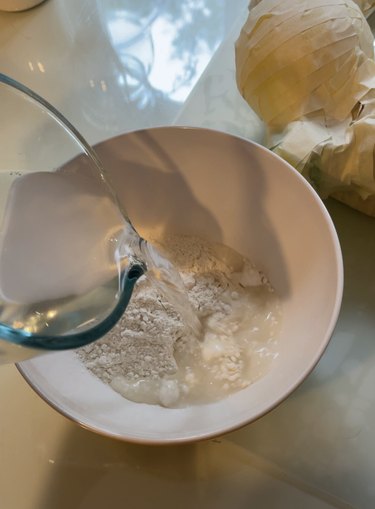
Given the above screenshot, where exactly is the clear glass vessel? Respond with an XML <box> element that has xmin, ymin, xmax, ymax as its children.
<box><xmin>0</xmin><ymin>73</ymin><xmax>144</xmax><ymax>363</ymax></box>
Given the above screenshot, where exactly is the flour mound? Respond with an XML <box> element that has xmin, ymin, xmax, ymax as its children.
<box><xmin>77</xmin><ymin>235</ymin><xmax>281</xmax><ymax>408</ymax></box>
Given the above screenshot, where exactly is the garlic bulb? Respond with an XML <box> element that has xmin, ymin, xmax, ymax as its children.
<box><xmin>236</xmin><ymin>0</ymin><xmax>375</xmax><ymax>215</ymax></box>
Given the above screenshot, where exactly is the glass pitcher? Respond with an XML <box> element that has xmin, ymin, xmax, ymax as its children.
<box><xmin>0</xmin><ymin>73</ymin><xmax>145</xmax><ymax>364</ymax></box>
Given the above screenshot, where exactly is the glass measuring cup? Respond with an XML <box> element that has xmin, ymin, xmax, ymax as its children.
<box><xmin>0</xmin><ymin>73</ymin><xmax>145</xmax><ymax>363</ymax></box>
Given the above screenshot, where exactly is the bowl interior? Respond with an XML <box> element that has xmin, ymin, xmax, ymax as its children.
<box><xmin>18</xmin><ymin>127</ymin><xmax>343</xmax><ymax>443</ymax></box>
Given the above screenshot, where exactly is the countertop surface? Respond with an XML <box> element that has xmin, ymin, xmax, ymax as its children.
<box><xmin>0</xmin><ymin>1</ymin><xmax>374</xmax><ymax>508</ymax></box>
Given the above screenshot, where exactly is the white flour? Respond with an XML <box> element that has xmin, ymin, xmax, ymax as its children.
<box><xmin>77</xmin><ymin>235</ymin><xmax>281</xmax><ymax>407</ymax></box>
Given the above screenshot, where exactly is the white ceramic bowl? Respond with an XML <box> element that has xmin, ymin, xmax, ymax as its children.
<box><xmin>18</xmin><ymin>127</ymin><xmax>343</xmax><ymax>444</ymax></box>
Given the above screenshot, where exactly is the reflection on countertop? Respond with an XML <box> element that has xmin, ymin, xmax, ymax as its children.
<box><xmin>0</xmin><ymin>0</ymin><xmax>248</xmax><ymax>144</ymax></box>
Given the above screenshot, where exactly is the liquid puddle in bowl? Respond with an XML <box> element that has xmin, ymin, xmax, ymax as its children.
<box><xmin>77</xmin><ymin>234</ymin><xmax>282</xmax><ymax>408</ymax></box>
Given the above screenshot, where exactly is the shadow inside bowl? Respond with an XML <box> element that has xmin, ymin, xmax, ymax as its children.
<box><xmin>95</xmin><ymin>127</ymin><xmax>291</xmax><ymax>298</ymax></box>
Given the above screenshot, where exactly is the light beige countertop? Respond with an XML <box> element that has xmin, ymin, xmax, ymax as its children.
<box><xmin>0</xmin><ymin>1</ymin><xmax>374</xmax><ymax>508</ymax></box>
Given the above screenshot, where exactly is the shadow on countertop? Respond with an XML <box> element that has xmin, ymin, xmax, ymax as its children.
<box><xmin>35</xmin><ymin>424</ymin><xmax>341</xmax><ymax>509</ymax></box>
